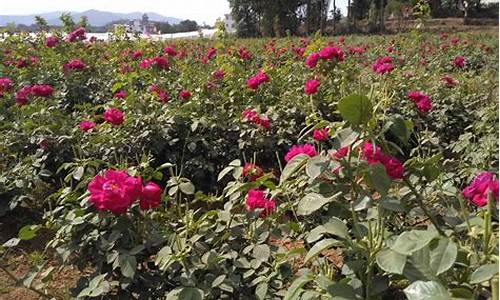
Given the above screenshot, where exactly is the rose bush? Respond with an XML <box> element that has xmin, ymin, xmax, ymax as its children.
<box><xmin>0</xmin><ymin>28</ymin><xmax>498</xmax><ymax>299</ymax></box>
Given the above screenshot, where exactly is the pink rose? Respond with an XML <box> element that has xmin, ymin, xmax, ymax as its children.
<box><xmin>305</xmin><ymin>52</ymin><xmax>320</xmax><ymax>68</ymax></box>
<box><xmin>79</xmin><ymin>120</ymin><xmax>96</xmax><ymax>132</ymax></box>
<box><xmin>304</xmin><ymin>79</ymin><xmax>320</xmax><ymax>95</ymax></box>
<box><xmin>45</xmin><ymin>36</ymin><xmax>58</xmax><ymax>48</ymax></box>
<box><xmin>31</xmin><ymin>85</ymin><xmax>53</xmax><ymax>97</ymax></box>
<box><xmin>463</xmin><ymin>172</ymin><xmax>499</xmax><ymax>207</ymax></box>
<box><xmin>407</xmin><ymin>91</ymin><xmax>432</xmax><ymax>113</ymax></box>
<box><xmin>313</xmin><ymin>128</ymin><xmax>329</xmax><ymax>141</ymax></box>
<box><xmin>87</xmin><ymin>170</ymin><xmax>142</xmax><ymax>214</ymax></box>
<box><xmin>103</xmin><ymin>108</ymin><xmax>124</xmax><ymax>125</ymax></box>
<box><xmin>242</xmin><ymin>163</ymin><xmax>264</xmax><ymax>181</ymax></box>
<box><xmin>63</xmin><ymin>59</ymin><xmax>86</xmax><ymax>71</ymax></box>
<box><xmin>139</xmin><ymin>181</ymin><xmax>162</xmax><ymax>210</ymax></box>
<box><xmin>179</xmin><ymin>90</ymin><xmax>191</xmax><ymax>100</ymax></box>
<box><xmin>284</xmin><ymin>144</ymin><xmax>317</xmax><ymax>162</ymax></box>
<box><xmin>245</xmin><ymin>189</ymin><xmax>276</xmax><ymax>217</ymax></box>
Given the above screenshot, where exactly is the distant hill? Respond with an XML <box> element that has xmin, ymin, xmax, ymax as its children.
<box><xmin>0</xmin><ymin>9</ymin><xmax>182</xmax><ymax>26</ymax></box>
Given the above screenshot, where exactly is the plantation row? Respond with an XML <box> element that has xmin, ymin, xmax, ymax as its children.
<box><xmin>0</xmin><ymin>28</ymin><xmax>498</xmax><ymax>299</ymax></box>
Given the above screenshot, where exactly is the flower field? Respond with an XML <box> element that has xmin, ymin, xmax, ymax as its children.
<box><xmin>0</xmin><ymin>28</ymin><xmax>498</xmax><ymax>299</ymax></box>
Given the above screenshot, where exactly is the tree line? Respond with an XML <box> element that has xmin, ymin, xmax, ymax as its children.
<box><xmin>228</xmin><ymin>0</ymin><xmax>498</xmax><ymax>37</ymax></box>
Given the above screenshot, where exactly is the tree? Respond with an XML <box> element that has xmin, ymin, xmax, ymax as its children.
<box><xmin>228</xmin><ymin>0</ymin><xmax>260</xmax><ymax>37</ymax></box>
<box><xmin>34</xmin><ymin>16</ymin><xmax>49</xmax><ymax>31</ymax></box>
<box><xmin>59</xmin><ymin>13</ymin><xmax>75</xmax><ymax>32</ymax></box>
<box><xmin>78</xmin><ymin>16</ymin><xmax>89</xmax><ymax>29</ymax></box>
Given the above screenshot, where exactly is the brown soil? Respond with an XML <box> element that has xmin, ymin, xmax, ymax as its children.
<box><xmin>0</xmin><ymin>208</ymin><xmax>86</xmax><ymax>300</ymax></box>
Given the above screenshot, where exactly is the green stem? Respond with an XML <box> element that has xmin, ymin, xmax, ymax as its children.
<box><xmin>403</xmin><ymin>177</ymin><xmax>445</xmax><ymax>236</ymax></box>
<box><xmin>492</xmin><ymin>276</ymin><xmax>499</xmax><ymax>300</ymax></box>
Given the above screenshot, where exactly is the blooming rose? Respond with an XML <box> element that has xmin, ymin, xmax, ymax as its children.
<box><xmin>407</xmin><ymin>91</ymin><xmax>432</xmax><ymax>113</ymax></box>
<box><xmin>212</xmin><ymin>69</ymin><xmax>225</xmax><ymax>80</ymax></box>
<box><xmin>238</xmin><ymin>47</ymin><xmax>252</xmax><ymax>60</ymax></box>
<box><xmin>441</xmin><ymin>75</ymin><xmax>457</xmax><ymax>88</ymax></box>
<box><xmin>63</xmin><ymin>59</ymin><xmax>86</xmax><ymax>71</ymax></box>
<box><xmin>242</xmin><ymin>163</ymin><xmax>264</xmax><ymax>181</ymax></box>
<box><xmin>87</xmin><ymin>170</ymin><xmax>142</xmax><ymax>214</ymax></box>
<box><xmin>103</xmin><ymin>108</ymin><xmax>124</xmax><ymax>125</ymax></box>
<box><xmin>246</xmin><ymin>70</ymin><xmax>269</xmax><ymax>90</ymax></box>
<box><xmin>463</xmin><ymin>172</ymin><xmax>499</xmax><ymax>207</ymax></box>
<box><xmin>284</xmin><ymin>144</ymin><xmax>317</xmax><ymax>162</ymax></box>
<box><xmin>245</xmin><ymin>189</ymin><xmax>276</xmax><ymax>217</ymax></box>
<box><xmin>45</xmin><ymin>36</ymin><xmax>58</xmax><ymax>48</ymax></box>
<box><xmin>139</xmin><ymin>181</ymin><xmax>162</xmax><ymax>210</ymax></box>
<box><xmin>139</xmin><ymin>56</ymin><xmax>169</xmax><ymax>70</ymax></box>
<box><xmin>15</xmin><ymin>86</ymin><xmax>32</xmax><ymax>105</ymax></box>
<box><xmin>179</xmin><ymin>90</ymin><xmax>191</xmax><ymax>100</ymax></box>
<box><xmin>453</xmin><ymin>55</ymin><xmax>465</xmax><ymax>68</ymax></box>
<box><xmin>361</xmin><ymin>142</ymin><xmax>404</xmax><ymax>179</ymax></box>
<box><xmin>304</xmin><ymin>79</ymin><xmax>320</xmax><ymax>95</ymax></box>
<box><xmin>313</xmin><ymin>128</ymin><xmax>329</xmax><ymax>141</ymax></box>
<box><xmin>131</xmin><ymin>50</ymin><xmax>143</xmax><ymax>59</ymax></box>
<box><xmin>163</xmin><ymin>46</ymin><xmax>177</xmax><ymax>56</ymax></box>
<box><xmin>114</xmin><ymin>90</ymin><xmax>127</xmax><ymax>99</ymax></box>
<box><xmin>151</xmin><ymin>84</ymin><xmax>169</xmax><ymax>102</ymax></box>
<box><xmin>66</xmin><ymin>27</ymin><xmax>86</xmax><ymax>42</ymax></box>
<box><xmin>372</xmin><ymin>56</ymin><xmax>394</xmax><ymax>74</ymax></box>
<box><xmin>79</xmin><ymin>120</ymin><xmax>96</xmax><ymax>132</ymax></box>
<box><xmin>305</xmin><ymin>52</ymin><xmax>320</xmax><ymax>68</ymax></box>
<box><xmin>31</xmin><ymin>85</ymin><xmax>54</xmax><ymax>97</ymax></box>
<box><xmin>242</xmin><ymin>109</ymin><xmax>271</xmax><ymax>129</ymax></box>
<box><xmin>0</xmin><ymin>77</ymin><xmax>12</xmax><ymax>97</ymax></box>
<box><xmin>333</xmin><ymin>147</ymin><xmax>349</xmax><ymax>159</ymax></box>
<box><xmin>318</xmin><ymin>46</ymin><xmax>344</xmax><ymax>61</ymax></box>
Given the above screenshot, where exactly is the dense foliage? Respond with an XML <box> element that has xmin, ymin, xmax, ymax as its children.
<box><xmin>0</xmin><ymin>28</ymin><xmax>498</xmax><ymax>299</ymax></box>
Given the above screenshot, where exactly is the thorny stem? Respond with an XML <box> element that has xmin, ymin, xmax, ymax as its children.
<box><xmin>403</xmin><ymin>177</ymin><xmax>445</xmax><ymax>236</ymax></box>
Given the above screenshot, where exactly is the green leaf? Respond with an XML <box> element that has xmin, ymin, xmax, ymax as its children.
<box><xmin>155</xmin><ymin>246</ymin><xmax>172</xmax><ymax>270</ymax></box>
<box><xmin>391</xmin><ymin>230</ymin><xmax>438</xmax><ymax>255</ymax></box>
<box><xmin>18</xmin><ymin>225</ymin><xmax>40</xmax><ymax>241</ymax></box>
<box><xmin>305</xmin><ymin>239</ymin><xmax>338</xmax><ymax>263</ymax></box>
<box><xmin>325</xmin><ymin>282</ymin><xmax>356</xmax><ymax>299</ymax></box>
<box><xmin>283</xmin><ymin>272</ymin><xmax>314</xmax><ymax>300</ymax></box>
<box><xmin>322</xmin><ymin>217</ymin><xmax>349</xmax><ymax>239</ymax></box>
<box><xmin>429</xmin><ymin>238</ymin><xmax>457</xmax><ymax>275</ymax></box>
<box><xmin>403</xmin><ymin>281</ymin><xmax>451</xmax><ymax>300</ymax></box>
<box><xmin>179</xmin><ymin>181</ymin><xmax>195</xmax><ymax>195</ymax></box>
<box><xmin>470</xmin><ymin>264</ymin><xmax>499</xmax><ymax>284</ymax></box>
<box><xmin>305</xmin><ymin>156</ymin><xmax>329</xmax><ymax>180</ymax></box>
<box><xmin>403</xmin><ymin>247</ymin><xmax>438</xmax><ymax>281</ymax></box>
<box><xmin>218</xmin><ymin>166</ymin><xmax>234</xmax><ymax>181</ymax></box>
<box><xmin>389</xmin><ymin>117</ymin><xmax>413</xmax><ymax>144</ymax></box>
<box><xmin>255</xmin><ymin>282</ymin><xmax>268</xmax><ymax>300</ymax></box>
<box><xmin>379</xmin><ymin>197</ymin><xmax>407</xmax><ymax>212</ymax></box>
<box><xmin>178</xmin><ymin>287</ymin><xmax>204</xmax><ymax>300</ymax></box>
<box><xmin>297</xmin><ymin>193</ymin><xmax>336</xmax><ymax>216</ymax></box>
<box><xmin>337</xmin><ymin>94</ymin><xmax>372</xmax><ymax>125</ymax></box>
<box><xmin>376</xmin><ymin>248</ymin><xmax>407</xmax><ymax>275</ymax></box>
<box><xmin>73</xmin><ymin>166</ymin><xmax>84</xmax><ymax>180</ymax></box>
<box><xmin>252</xmin><ymin>244</ymin><xmax>270</xmax><ymax>262</ymax></box>
<box><xmin>212</xmin><ymin>274</ymin><xmax>226</xmax><ymax>287</ymax></box>
<box><xmin>3</xmin><ymin>238</ymin><xmax>20</xmax><ymax>247</ymax></box>
<box><xmin>280</xmin><ymin>154</ymin><xmax>309</xmax><ymax>184</ymax></box>
<box><xmin>353</xmin><ymin>195</ymin><xmax>372</xmax><ymax>211</ymax></box>
<box><xmin>118</xmin><ymin>254</ymin><xmax>136</xmax><ymax>278</ymax></box>
<box><xmin>365</xmin><ymin>163</ymin><xmax>392</xmax><ymax>196</ymax></box>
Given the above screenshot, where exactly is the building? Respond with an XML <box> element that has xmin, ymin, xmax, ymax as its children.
<box><xmin>223</xmin><ymin>14</ymin><xmax>236</xmax><ymax>33</ymax></box>
<box><xmin>115</xmin><ymin>14</ymin><xmax>159</xmax><ymax>34</ymax></box>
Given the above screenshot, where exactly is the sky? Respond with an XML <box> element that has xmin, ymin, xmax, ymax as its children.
<box><xmin>0</xmin><ymin>0</ymin><xmax>348</xmax><ymax>25</ymax></box>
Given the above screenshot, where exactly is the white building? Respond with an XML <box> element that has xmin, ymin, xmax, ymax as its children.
<box><xmin>224</xmin><ymin>14</ymin><xmax>236</xmax><ymax>33</ymax></box>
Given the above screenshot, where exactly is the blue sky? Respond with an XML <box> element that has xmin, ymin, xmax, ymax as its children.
<box><xmin>0</xmin><ymin>0</ymin><xmax>349</xmax><ymax>25</ymax></box>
